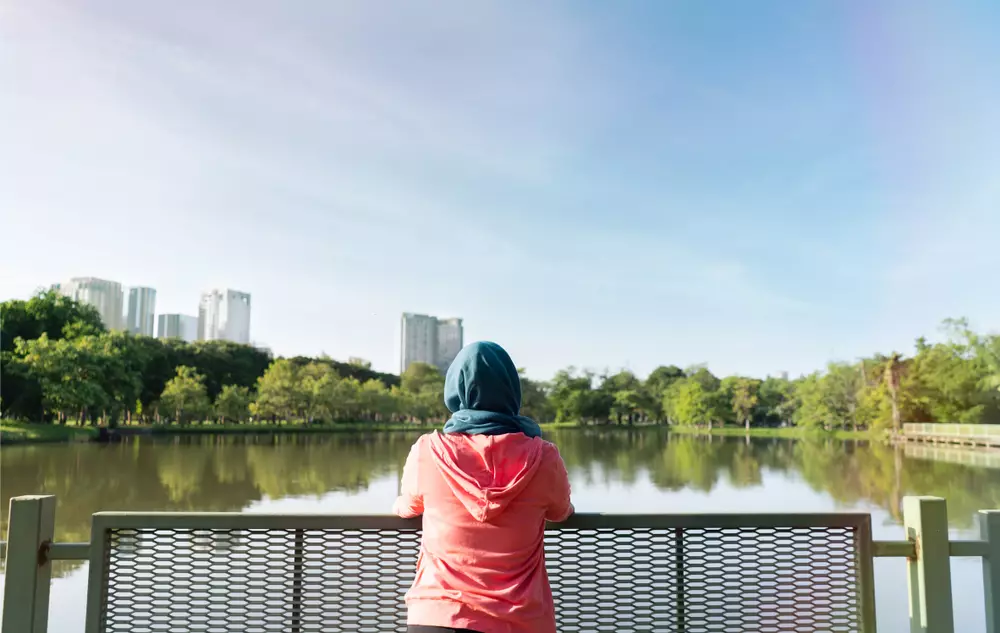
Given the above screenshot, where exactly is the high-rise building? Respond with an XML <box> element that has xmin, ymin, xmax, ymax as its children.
<box><xmin>198</xmin><ymin>289</ymin><xmax>251</xmax><ymax>344</ymax></box>
<box><xmin>400</xmin><ymin>313</ymin><xmax>439</xmax><ymax>373</ymax></box>
<box><xmin>436</xmin><ymin>317</ymin><xmax>464</xmax><ymax>373</ymax></box>
<box><xmin>58</xmin><ymin>277</ymin><xmax>124</xmax><ymax>330</ymax></box>
<box><xmin>126</xmin><ymin>287</ymin><xmax>157</xmax><ymax>336</ymax></box>
<box><xmin>157</xmin><ymin>314</ymin><xmax>198</xmax><ymax>342</ymax></box>
<box><xmin>399</xmin><ymin>313</ymin><xmax>464</xmax><ymax>374</ymax></box>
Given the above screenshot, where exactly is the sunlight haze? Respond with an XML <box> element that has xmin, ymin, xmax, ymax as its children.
<box><xmin>3</xmin><ymin>1</ymin><xmax>999</xmax><ymax>379</ymax></box>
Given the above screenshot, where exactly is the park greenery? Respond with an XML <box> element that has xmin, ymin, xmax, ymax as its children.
<box><xmin>2</xmin><ymin>291</ymin><xmax>1000</xmax><ymax>433</ymax></box>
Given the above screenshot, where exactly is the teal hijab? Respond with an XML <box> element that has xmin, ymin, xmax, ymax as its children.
<box><xmin>442</xmin><ymin>341</ymin><xmax>542</xmax><ymax>438</ymax></box>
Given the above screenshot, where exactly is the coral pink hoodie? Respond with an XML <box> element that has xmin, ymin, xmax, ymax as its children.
<box><xmin>393</xmin><ymin>431</ymin><xmax>573</xmax><ymax>633</ymax></box>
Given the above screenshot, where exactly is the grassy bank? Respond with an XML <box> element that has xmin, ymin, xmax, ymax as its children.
<box><xmin>0</xmin><ymin>423</ymin><xmax>99</xmax><ymax>445</ymax></box>
<box><xmin>148</xmin><ymin>422</ymin><xmax>430</xmax><ymax>435</ymax></box>
<box><xmin>153</xmin><ymin>421</ymin><xmax>604</xmax><ymax>435</ymax></box>
<box><xmin>667</xmin><ymin>425</ymin><xmax>885</xmax><ymax>441</ymax></box>
<box><xmin>1</xmin><ymin>419</ymin><xmax>887</xmax><ymax>445</ymax></box>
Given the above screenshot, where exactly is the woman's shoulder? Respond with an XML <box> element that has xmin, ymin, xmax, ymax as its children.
<box><xmin>536</xmin><ymin>437</ymin><xmax>564</xmax><ymax>458</ymax></box>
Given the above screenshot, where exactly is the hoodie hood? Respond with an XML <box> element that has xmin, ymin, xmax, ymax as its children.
<box><xmin>426</xmin><ymin>430</ymin><xmax>545</xmax><ymax>522</ymax></box>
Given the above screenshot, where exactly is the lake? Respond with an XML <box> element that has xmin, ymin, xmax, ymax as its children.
<box><xmin>2</xmin><ymin>430</ymin><xmax>999</xmax><ymax>632</ymax></box>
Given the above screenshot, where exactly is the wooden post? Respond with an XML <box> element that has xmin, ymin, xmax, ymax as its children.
<box><xmin>1</xmin><ymin>495</ymin><xmax>56</xmax><ymax>633</ymax></box>
<box><xmin>904</xmin><ymin>496</ymin><xmax>954</xmax><ymax>633</ymax></box>
<box><xmin>982</xmin><ymin>510</ymin><xmax>1000</xmax><ymax>633</ymax></box>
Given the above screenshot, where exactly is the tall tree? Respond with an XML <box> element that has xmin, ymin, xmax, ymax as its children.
<box><xmin>883</xmin><ymin>353</ymin><xmax>904</xmax><ymax>433</ymax></box>
<box><xmin>215</xmin><ymin>385</ymin><xmax>251</xmax><ymax>424</ymax></box>
<box><xmin>159</xmin><ymin>366</ymin><xmax>211</xmax><ymax>425</ymax></box>
<box><xmin>757</xmin><ymin>376</ymin><xmax>796</xmax><ymax>427</ymax></box>
<box><xmin>518</xmin><ymin>370</ymin><xmax>553</xmax><ymax>422</ymax></box>
<box><xmin>723</xmin><ymin>377</ymin><xmax>761</xmax><ymax>431</ymax></box>
<box><xmin>252</xmin><ymin>359</ymin><xmax>304</xmax><ymax>422</ymax></box>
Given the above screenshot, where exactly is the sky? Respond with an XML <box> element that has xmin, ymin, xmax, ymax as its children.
<box><xmin>2</xmin><ymin>1</ymin><xmax>999</xmax><ymax>380</ymax></box>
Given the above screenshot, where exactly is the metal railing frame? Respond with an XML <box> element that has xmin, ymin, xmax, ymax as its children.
<box><xmin>903</xmin><ymin>423</ymin><xmax>1000</xmax><ymax>445</ymax></box>
<box><xmin>2</xmin><ymin>495</ymin><xmax>998</xmax><ymax>633</ymax></box>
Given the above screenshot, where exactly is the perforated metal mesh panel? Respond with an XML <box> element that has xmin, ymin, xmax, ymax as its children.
<box><xmin>94</xmin><ymin>521</ymin><xmax>868</xmax><ymax>633</ymax></box>
<box><xmin>546</xmin><ymin>527</ymin><xmax>862</xmax><ymax>632</ymax></box>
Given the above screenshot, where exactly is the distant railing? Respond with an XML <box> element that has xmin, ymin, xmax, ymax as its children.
<box><xmin>903</xmin><ymin>423</ymin><xmax>1000</xmax><ymax>447</ymax></box>
<box><xmin>2</xmin><ymin>495</ymin><xmax>998</xmax><ymax>633</ymax></box>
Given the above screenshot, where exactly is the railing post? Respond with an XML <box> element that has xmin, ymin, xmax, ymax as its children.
<box><xmin>903</xmin><ymin>496</ymin><xmax>954</xmax><ymax>633</ymax></box>
<box><xmin>290</xmin><ymin>528</ymin><xmax>305</xmax><ymax>633</ymax></box>
<box><xmin>982</xmin><ymin>510</ymin><xmax>1000</xmax><ymax>633</ymax></box>
<box><xmin>674</xmin><ymin>527</ymin><xmax>686</xmax><ymax>632</ymax></box>
<box><xmin>1</xmin><ymin>495</ymin><xmax>56</xmax><ymax>633</ymax></box>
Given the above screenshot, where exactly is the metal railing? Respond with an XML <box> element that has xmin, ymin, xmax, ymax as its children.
<box><xmin>2</xmin><ymin>495</ymin><xmax>998</xmax><ymax>633</ymax></box>
<box><xmin>903</xmin><ymin>423</ymin><xmax>1000</xmax><ymax>446</ymax></box>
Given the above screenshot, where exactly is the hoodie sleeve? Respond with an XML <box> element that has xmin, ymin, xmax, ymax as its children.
<box><xmin>392</xmin><ymin>439</ymin><xmax>424</xmax><ymax>518</ymax></box>
<box><xmin>544</xmin><ymin>444</ymin><xmax>574</xmax><ymax>522</ymax></box>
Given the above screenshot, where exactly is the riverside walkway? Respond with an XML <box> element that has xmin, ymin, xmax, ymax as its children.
<box><xmin>1</xmin><ymin>495</ymin><xmax>998</xmax><ymax>633</ymax></box>
<box><xmin>902</xmin><ymin>422</ymin><xmax>1000</xmax><ymax>448</ymax></box>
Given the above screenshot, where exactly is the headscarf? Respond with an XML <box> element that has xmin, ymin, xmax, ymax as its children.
<box><xmin>441</xmin><ymin>341</ymin><xmax>542</xmax><ymax>438</ymax></box>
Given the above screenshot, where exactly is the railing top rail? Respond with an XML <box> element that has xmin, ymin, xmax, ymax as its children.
<box><xmin>89</xmin><ymin>511</ymin><xmax>873</xmax><ymax>531</ymax></box>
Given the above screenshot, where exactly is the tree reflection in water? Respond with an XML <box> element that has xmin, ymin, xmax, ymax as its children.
<box><xmin>2</xmin><ymin>430</ymin><xmax>998</xmax><ymax>577</ymax></box>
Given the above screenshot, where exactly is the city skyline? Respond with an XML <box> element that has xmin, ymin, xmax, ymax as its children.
<box><xmin>48</xmin><ymin>277</ymin><xmax>253</xmax><ymax>346</ymax></box>
<box><xmin>4</xmin><ymin>2</ymin><xmax>1000</xmax><ymax>380</ymax></box>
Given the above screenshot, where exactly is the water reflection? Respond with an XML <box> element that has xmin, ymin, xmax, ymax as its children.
<box><xmin>2</xmin><ymin>430</ymin><xmax>999</xmax><ymax>575</ymax></box>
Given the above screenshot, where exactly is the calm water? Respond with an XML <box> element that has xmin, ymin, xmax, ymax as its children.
<box><xmin>2</xmin><ymin>430</ymin><xmax>999</xmax><ymax>632</ymax></box>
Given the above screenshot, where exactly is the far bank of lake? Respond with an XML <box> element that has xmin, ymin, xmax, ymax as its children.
<box><xmin>0</xmin><ymin>420</ymin><xmax>882</xmax><ymax>446</ymax></box>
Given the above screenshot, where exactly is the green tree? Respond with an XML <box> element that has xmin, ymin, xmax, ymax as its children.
<box><xmin>723</xmin><ymin>377</ymin><xmax>761</xmax><ymax>431</ymax></box>
<box><xmin>824</xmin><ymin>363</ymin><xmax>864</xmax><ymax>431</ymax></box>
<box><xmin>518</xmin><ymin>370</ymin><xmax>553</xmax><ymax>422</ymax></box>
<box><xmin>601</xmin><ymin>371</ymin><xmax>641</xmax><ymax>424</ymax></box>
<box><xmin>793</xmin><ymin>373</ymin><xmax>840</xmax><ymax>431</ymax></box>
<box><xmin>159</xmin><ymin>366</ymin><xmax>211</xmax><ymax>425</ymax></box>
<box><xmin>179</xmin><ymin>340</ymin><xmax>272</xmax><ymax>401</ymax></box>
<box><xmin>757</xmin><ymin>376</ymin><xmax>796</xmax><ymax>426</ymax></box>
<box><xmin>882</xmin><ymin>353</ymin><xmax>904</xmax><ymax>433</ymax></box>
<box><xmin>358</xmin><ymin>379</ymin><xmax>393</xmax><ymax>421</ymax></box>
<box><xmin>663</xmin><ymin>379</ymin><xmax>720</xmax><ymax>427</ymax></box>
<box><xmin>14</xmin><ymin>334</ymin><xmax>109</xmax><ymax>425</ymax></box>
<box><xmin>215</xmin><ymin>385</ymin><xmax>251</xmax><ymax>424</ymax></box>
<box><xmin>252</xmin><ymin>359</ymin><xmax>305</xmax><ymax>422</ymax></box>
<box><xmin>1</xmin><ymin>290</ymin><xmax>106</xmax><ymax>352</ymax></box>
<box><xmin>643</xmin><ymin>365</ymin><xmax>685</xmax><ymax>422</ymax></box>
<box><xmin>1</xmin><ymin>290</ymin><xmax>107</xmax><ymax>421</ymax></box>
<box><xmin>401</xmin><ymin>362</ymin><xmax>444</xmax><ymax>394</ymax></box>
<box><xmin>549</xmin><ymin>368</ymin><xmax>601</xmax><ymax>423</ymax></box>
<box><xmin>400</xmin><ymin>362</ymin><xmax>446</xmax><ymax>424</ymax></box>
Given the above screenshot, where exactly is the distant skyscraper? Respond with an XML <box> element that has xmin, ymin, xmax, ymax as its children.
<box><xmin>435</xmin><ymin>318</ymin><xmax>464</xmax><ymax>373</ymax></box>
<box><xmin>58</xmin><ymin>277</ymin><xmax>124</xmax><ymax>330</ymax></box>
<box><xmin>198</xmin><ymin>289</ymin><xmax>251</xmax><ymax>344</ymax></box>
<box><xmin>157</xmin><ymin>314</ymin><xmax>198</xmax><ymax>342</ymax></box>
<box><xmin>399</xmin><ymin>313</ymin><xmax>464</xmax><ymax>374</ymax></box>
<box><xmin>400</xmin><ymin>313</ymin><xmax>439</xmax><ymax>373</ymax></box>
<box><xmin>126</xmin><ymin>287</ymin><xmax>157</xmax><ymax>336</ymax></box>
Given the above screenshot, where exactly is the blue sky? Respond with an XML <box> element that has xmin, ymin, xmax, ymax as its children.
<box><xmin>2</xmin><ymin>1</ymin><xmax>999</xmax><ymax>379</ymax></box>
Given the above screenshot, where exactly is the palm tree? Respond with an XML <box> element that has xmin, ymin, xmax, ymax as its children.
<box><xmin>883</xmin><ymin>353</ymin><xmax>903</xmax><ymax>434</ymax></box>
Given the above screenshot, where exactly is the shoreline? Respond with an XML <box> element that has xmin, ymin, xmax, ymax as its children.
<box><xmin>2</xmin><ymin>421</ymin><xmax>883</xmax><ymax>446</ymax></box>
<box><xmin>666</xmin><ymin>426</ymin><xmax>885</xmax><ymax>441</ymax></box>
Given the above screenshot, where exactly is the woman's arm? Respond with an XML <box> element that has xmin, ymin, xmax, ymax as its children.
<box><xmin>544</xmin><ymin>445</ymin><xmax>574</xmax><ymax>522</ymax></box>
<box><xmin>392</xmin><ymin>440</ymin><xmax>424</xmax><ymax>518</ymax></box>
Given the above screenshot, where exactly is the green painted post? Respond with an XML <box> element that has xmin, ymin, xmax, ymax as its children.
<box><xmin>903</xmin><ymin>496</ymin><xmax>954</xmax><ymax>633</ymax></box>
<box><xmin>1</xmin><ymin>495</ymin><xmax>56</xmax><ymax>633</ymax></box>
<box><xmin>982</xmin><ymin>510</ymin><xmax>1000</xmax><ymax>633</ymax></box>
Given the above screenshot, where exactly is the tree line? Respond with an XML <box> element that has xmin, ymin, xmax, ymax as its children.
<box><xmin>2</xmin><ymin>291</ymin><xmax>999</xmax><ymax>430</ymax></box>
